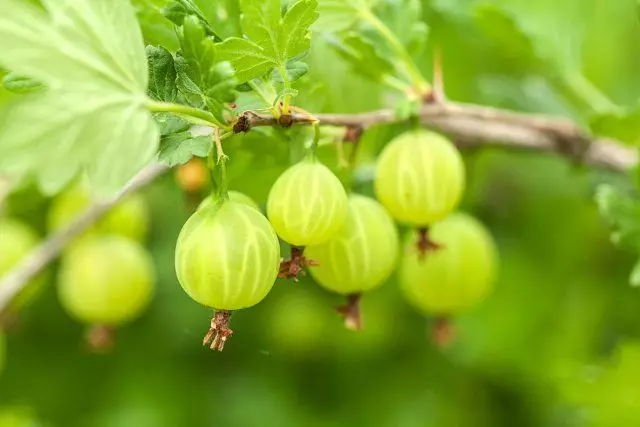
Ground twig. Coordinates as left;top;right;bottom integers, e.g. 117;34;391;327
0;163;169;311
1;100;637;312
238;102;636;171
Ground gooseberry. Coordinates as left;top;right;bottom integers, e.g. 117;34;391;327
305;194;399;329
267;158;348;247
57;235;155;326
374;130;465;227
175;199;280;350
399;212;498;315
198;190;260;211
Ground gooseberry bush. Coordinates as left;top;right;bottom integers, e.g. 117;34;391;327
0;0;637;366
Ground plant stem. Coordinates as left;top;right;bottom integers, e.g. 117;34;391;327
145;100;222;127
278;65;292;114
361;11;429;95
562;73;618;114
309;121;321;159
211;128;229;201
247;81;280;117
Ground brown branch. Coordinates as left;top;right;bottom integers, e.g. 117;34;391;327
0;100;636;313
0;163;169;312
239;103;636;171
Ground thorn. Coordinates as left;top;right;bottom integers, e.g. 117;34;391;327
424;47;445;104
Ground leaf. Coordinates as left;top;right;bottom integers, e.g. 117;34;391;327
0;0;158;196
271;56;309;84
216;38;277;83
326;33;394;83
595;184;640;252
217;0;319;83
132;0;180;51
2;73;44;93
0;91;158;196
176;16;237;123
280;0;319;59
472;2;618;115
158;131;211;166
590;109;640;146
164;0;221;41
314;0;369;32
154;112;190;135
146;46;178;102
377;0;429;57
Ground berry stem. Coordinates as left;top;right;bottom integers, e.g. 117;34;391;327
85;324;115;353
430;316;456;349
415;227;443;259
203;310;233;351
278;246;319;281
208;129;230;202
337;293;363;331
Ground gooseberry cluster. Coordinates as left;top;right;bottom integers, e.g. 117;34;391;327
174;129;499;350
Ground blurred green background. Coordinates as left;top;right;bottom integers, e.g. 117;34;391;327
2;0;640;426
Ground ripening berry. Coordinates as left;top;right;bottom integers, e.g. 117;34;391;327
47;182;149;242
176;200;280;309
57;235;155;326
267;158;348;246
175;199;281;350
0;218;45;310
305;194;399;294
198;191;260;211
374;130;465;226
399;213;498;315
175;158;208;193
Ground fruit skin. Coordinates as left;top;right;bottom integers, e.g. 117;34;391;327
399;213;498;315
57;235;155;326
47;182;149;242
175;199;280;310
374;130;465;226
198;191;260;211
0;218;44;310
267;158;348;246
305;194;399;294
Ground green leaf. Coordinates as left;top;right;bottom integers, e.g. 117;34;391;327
314;0;369;32
154;112;190;135
146;46;178;102
0;0;158;196
216;38;277;83
176;16;237;123
590;109;640;146
2;73;44;93
326;33;394;83
271;57;309;84
377;0;429;57
473;2;617;114
132;0;180;51
164;0;221;41
217;0;319;83
158;131;211;166
595;184;640;253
